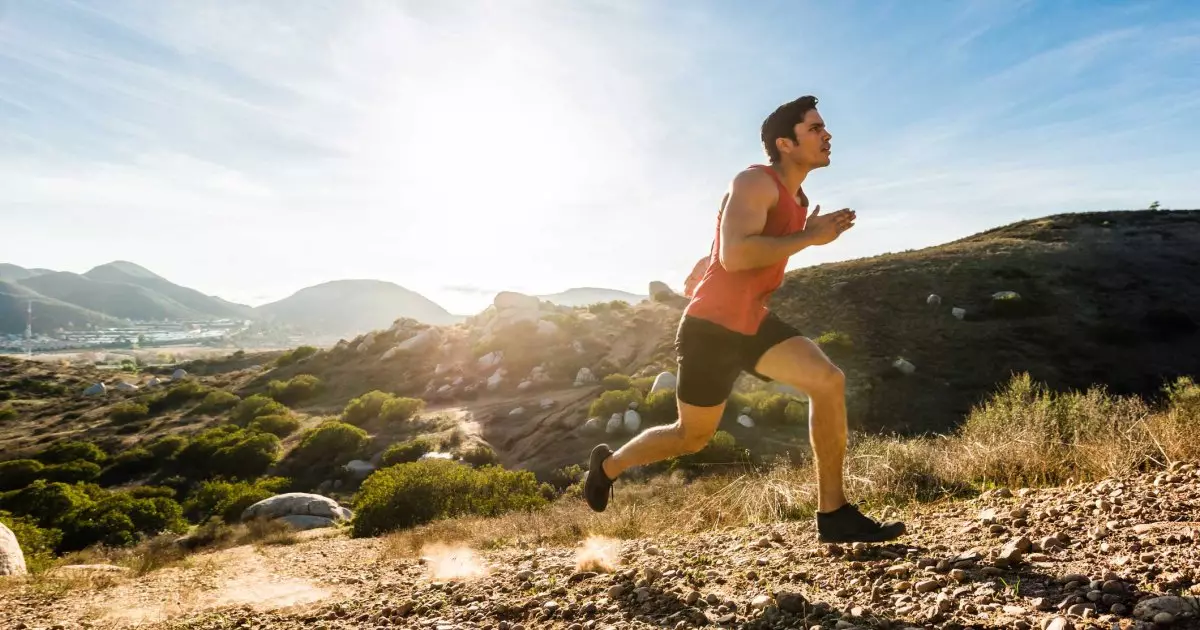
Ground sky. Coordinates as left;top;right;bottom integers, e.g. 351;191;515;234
2;0;1198;315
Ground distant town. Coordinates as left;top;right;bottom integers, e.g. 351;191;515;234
0;319;306;355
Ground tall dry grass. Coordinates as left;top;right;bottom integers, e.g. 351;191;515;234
382;373;1200;556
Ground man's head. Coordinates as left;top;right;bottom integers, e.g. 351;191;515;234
761;95;831;168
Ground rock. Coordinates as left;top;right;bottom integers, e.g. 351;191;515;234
927;294;942;305
536;320;560;337
172;368;188;380
115;381;138;392
606;413;622;434
395;328;442;353
574;367;597;387
509;407;525;417
1042;617;1072;630
241;493;353;523
623;409;641;433
915;579;940;593
649;281;673;296
583;417;602;432
997;536;1030;567
650;371;677;394
343;460;376;478
737;414;756;428
356;332;377;353
83;382;106;396
495;291;541;312
487;369;506;390
751;595;772;610
1132;596;1198;622
478;351;504;370
278;515;337;530
893;358;916;375
539;398;555;410
774;591;806;614
952;307;966;320
0;522;27;576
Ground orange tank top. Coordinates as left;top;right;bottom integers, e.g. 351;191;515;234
683;165;808;335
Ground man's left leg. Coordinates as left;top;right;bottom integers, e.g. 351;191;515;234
748;315;905;542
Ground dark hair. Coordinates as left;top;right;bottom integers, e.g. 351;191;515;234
761;96;819;163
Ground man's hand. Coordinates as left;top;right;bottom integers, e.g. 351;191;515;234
800;205;856;246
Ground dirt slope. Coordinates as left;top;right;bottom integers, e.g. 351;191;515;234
4;462;1198;630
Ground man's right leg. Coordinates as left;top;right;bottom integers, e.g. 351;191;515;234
601;399;724;480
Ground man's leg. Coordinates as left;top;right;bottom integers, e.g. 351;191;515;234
601;400;724;480
752;332;905;542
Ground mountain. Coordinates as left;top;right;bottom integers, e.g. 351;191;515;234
0;280;125;333
18;271;210;322
0;264;51;282
536;287;646;307
84;261;255;321
254;279;461;337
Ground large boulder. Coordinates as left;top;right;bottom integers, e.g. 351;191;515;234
649;371;677;394
494;291;541;311
574;367;597;387
116;381;138;392
396;328;442;353
649;281;673;296
83;382;106;396
172;368;188;380
0;522;26;576
240;493;353;523
278;515;337;531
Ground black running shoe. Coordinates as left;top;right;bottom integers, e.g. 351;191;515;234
816;503;906;543
584;444;615;512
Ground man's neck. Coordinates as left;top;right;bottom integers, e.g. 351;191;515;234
768;161;811;197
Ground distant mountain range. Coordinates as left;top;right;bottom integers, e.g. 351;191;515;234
0;260;647;338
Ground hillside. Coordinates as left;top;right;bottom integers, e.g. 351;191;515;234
770;209;1200;435
0;280;125;333
253;279;462;337
84;261;255;321
538;287;647;307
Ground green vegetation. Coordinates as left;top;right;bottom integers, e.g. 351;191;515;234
0;510;61;573
601;373;632;391
0;403;15;422
249;413;301;437
266;374;322;406
109;401;150;424
351;459;549;537
381;396;424;422
342;390;424;425
171;425;281;481
588;388;643;418
182;477;290;524
145;380;210;414
231;394;290;426
36;441;107;465
0;459;45;492
195;390;240;414
380;436;439;466
275;345;318;367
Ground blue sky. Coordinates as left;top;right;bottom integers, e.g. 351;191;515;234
2;0;1197;314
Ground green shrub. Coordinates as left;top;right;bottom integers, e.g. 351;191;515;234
342;390;393;426
588;388;643;418
351;459;549;537
110;401;149;424
815;330;854;355
275;345;318;367
0;480;93;528
146;380;210;414
37;441;107;465
195;391;239;414
0;459;45;491
41;460;102;484
784;400;809;425
458;443;499;467
182;477;289;523
100;447;158;485
290;421;368;468
0;511;61;573
381;396;425;423
147;435;187;461
601;373;632;391
249;414;301;438
171;426;280;481
380;437;438;467
0;404;15;422
57;489;187;552
641;389;678;424
231;394;290;426
267;374;322;406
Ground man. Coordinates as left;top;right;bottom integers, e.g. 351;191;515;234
583;96;906;543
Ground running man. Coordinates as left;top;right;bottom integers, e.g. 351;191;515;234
583;96;906;543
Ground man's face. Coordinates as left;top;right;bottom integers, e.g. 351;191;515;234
780;109;832;168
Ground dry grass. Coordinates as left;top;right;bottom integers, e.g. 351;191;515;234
380;373;1200;556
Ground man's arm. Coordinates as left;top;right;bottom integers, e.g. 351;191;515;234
718;169;856;273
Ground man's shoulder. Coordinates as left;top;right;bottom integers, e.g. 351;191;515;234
730;165;779;197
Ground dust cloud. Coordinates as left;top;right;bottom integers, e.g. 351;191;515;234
575;535;622;573
421;542;490;580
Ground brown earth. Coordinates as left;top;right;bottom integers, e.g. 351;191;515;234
3;462;1198;630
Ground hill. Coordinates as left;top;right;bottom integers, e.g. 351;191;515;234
0;280;125;332
768;209;1200;435
537;287;647;307
0;264;52;283
84;261;255;322
253;279;461;338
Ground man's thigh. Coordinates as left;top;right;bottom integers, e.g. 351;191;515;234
748;316;840;392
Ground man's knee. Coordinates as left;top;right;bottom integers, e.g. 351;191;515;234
672;422;714;454
791;360;844;396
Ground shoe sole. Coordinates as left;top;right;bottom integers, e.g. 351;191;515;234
817;523;907;544
584;445;613;512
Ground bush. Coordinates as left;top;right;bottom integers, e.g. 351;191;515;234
0;511;61;573
290;421;368;468
100;448;158;485
182;477;290;523
815;330;854;356
195;391;239;415
381;396;425;423
0;459;45;491
351;459;549;537
275;345;318;367
601;373;632;391
147;435;187;461
0;404;15;422
588;388;643;419
267;374;322;406
110;401;149;424
380;437;438;467
342;390;393;426
41;460;102;484
37;441;108;465
458;443;499;467
146;380;209;414
231;394;290;426
641;389;678;424
249;414;301;438
171;426;280;481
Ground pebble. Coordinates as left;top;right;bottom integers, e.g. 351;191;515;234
915;579;940;593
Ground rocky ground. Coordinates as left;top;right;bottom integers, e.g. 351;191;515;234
4;462;1200;630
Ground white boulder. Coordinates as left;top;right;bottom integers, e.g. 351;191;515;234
737;414;756;428
530;365;552;384
539;398;555;410
650;371;677;394
356;332;377;353
380;346;400;361
927;294;942;305
437;384;452;394
952;307;966;320
606;413;622;434
487;369;506;390
574;367;597;387
478;351;503;370
452;376;464;386
278;515;337;531
172;368;188;380
420;451;455;461
509;407;525;417
623;409;642;433
536;320;560;337
83;382;106;396
146;377;161;387
0;522;26;576
893;358;916;375
343;460;376;479
494;291;541;311
583;417;603;432
240;493;353;523
116;381;138;392
649;281;673;296
435;363;450;375
396;328;442;353
518;380;532;391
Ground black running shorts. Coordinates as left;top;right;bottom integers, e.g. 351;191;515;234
673;312;804;408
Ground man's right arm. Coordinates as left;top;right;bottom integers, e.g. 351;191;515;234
717;169;815;273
